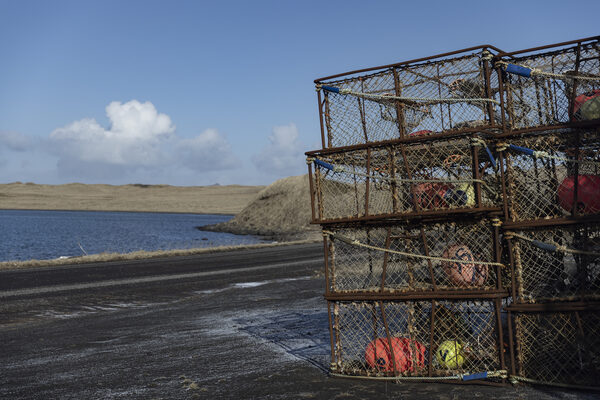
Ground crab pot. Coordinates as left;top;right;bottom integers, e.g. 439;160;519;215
308;136;501;224
315;46;503;149
496;37;600;132
505;222;600;304
499;128;600;223
323;219;506;295
509;306;600;389
327;299;505;380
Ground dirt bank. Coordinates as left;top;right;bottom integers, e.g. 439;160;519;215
200;175;320;241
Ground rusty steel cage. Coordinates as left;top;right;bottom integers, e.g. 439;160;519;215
326;299;507;381
309;37;600;390
307;135;501;224
505;304;600;390
504;221;600;304
322;219;507;296
314;45;505;149
498;127;600;224
494;37;600;133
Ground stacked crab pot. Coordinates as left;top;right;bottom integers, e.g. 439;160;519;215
495;38;600;389
307;36;600;389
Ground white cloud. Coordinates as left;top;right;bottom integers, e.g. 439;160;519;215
252;123;306;177
0;130;33;152
176;129;239;172
46;100;242;183
50;100;175;167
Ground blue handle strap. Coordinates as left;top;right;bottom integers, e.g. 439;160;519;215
321;86;340;93
505;64;532;78
462;371;488;381
313;158;335;171
508;144;535;156
531;240;558;252
485;146;497;169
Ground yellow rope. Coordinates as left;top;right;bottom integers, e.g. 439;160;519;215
323;230;505;267
339;89;500;105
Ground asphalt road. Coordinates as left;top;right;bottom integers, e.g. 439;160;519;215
0;243;596;399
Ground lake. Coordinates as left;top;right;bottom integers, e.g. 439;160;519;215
0;210;265;262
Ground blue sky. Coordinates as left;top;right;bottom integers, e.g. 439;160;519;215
1;0;599;186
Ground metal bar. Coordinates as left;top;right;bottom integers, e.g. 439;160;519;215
315;206;502;225
493;36;599;59
505;301;600;312
381;227;392;292
323;234;331;296
506;234;517;301
365;147;371;216
315;45;505;83
494;298;506;372
428;300;436;377
327;301;335;367
324;289;509;301
390;149;399;213
498;152;510;221
482;50;496;126
305;127;504;155
307;162;316;223
501;214;600;229
324;92;333;148
316;88;326;149
420;225;437;291
496;63;507;132
379;301;399;376
507;310;516;377
392;67;406;139
472;141;483;208
493;222;503;290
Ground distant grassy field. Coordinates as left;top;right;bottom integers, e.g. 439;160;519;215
0;182;265;215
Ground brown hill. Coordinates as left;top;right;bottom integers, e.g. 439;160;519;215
0;182;263;215
201;174;320;241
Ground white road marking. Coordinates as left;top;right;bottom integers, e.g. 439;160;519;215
0;258;323;298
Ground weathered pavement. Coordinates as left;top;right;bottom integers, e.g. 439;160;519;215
0;243;595;399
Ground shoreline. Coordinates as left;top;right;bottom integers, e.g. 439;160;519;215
0;238;321;271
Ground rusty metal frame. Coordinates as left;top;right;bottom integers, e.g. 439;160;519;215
311;37;600;388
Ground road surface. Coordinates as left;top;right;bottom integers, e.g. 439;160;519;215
0;243;594;399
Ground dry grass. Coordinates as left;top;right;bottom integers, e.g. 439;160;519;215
204;174;320;240
0;239;320;271
0;182;265;214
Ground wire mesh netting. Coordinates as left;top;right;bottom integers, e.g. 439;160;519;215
514;310;600;388
320;49;502;148
498;41;600;131
330;300;503;378
507;224;600;303
310;138;501;222
325;220;505;293
501;129;600;222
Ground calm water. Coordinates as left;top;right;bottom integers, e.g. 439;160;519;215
0;210;266;262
